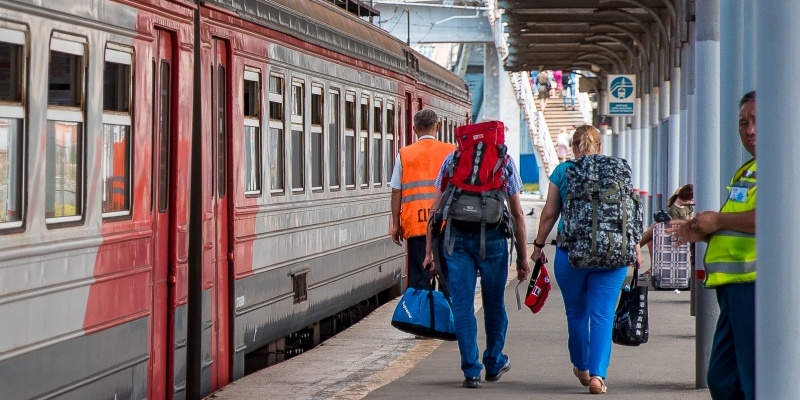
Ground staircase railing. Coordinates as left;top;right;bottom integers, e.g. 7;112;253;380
511;71;559;175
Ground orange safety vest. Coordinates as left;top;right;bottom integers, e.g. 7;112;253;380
399;139;455;238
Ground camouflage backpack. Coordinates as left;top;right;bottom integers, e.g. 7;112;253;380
561;155;643;267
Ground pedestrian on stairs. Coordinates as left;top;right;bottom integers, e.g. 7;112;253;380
562;71;577;110
556;128;571;162
537;70;550;112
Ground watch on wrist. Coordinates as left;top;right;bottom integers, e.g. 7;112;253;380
533;241;545;249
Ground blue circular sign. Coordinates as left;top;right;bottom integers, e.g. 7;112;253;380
610;76;634;100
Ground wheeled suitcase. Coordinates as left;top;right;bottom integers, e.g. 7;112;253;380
651;223;691;290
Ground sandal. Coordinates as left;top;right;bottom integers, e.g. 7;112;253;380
589;376;607;394
573;367;591;386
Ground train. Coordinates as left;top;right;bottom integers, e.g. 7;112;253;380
0;0;471;399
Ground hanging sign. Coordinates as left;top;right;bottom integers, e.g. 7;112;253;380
608;74;635;116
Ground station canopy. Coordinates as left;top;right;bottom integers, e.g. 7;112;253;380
499;0;682;77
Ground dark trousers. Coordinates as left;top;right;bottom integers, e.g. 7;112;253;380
406;236;448;290
708;282;755;400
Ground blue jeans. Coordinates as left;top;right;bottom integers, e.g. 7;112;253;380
708;282;755;400
553;247;627;378
443;228;509;378
562;84;575;107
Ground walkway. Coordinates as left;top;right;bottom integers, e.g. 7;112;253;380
209;196;709;400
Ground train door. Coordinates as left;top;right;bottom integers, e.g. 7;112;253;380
151;29;180;400
210;37;232;389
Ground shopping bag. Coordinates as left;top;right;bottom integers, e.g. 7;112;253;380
612;263;649;346
515;258;551;313
391;275;457;341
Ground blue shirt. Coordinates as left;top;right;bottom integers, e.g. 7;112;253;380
549;160;573;232
434;152;523;196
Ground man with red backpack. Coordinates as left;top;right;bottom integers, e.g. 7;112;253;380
423;120;530;389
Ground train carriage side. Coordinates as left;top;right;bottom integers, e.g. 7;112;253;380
0;1;197;399
201;0;429;383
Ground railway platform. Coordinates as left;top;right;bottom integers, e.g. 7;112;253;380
209;196;710;400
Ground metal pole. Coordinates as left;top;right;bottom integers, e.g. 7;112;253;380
650;84;658;213
669;66;681;193
406;9;411;46
632;97;642;191
693;0;721;389
757;2;800;398
679;40;689;185
659;76;669;206
640;91;650;225
720;0;744;201
684;21;697;318
611;116;621;157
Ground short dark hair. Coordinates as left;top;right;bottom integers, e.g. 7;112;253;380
739;91;755;109
413;109;438;131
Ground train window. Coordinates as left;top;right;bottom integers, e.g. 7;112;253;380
243;70;260;118
291;82;303;121
359;95;369;187
158;62;171;212
269;75;284;120
269;74;285;194
372;99;382;186
0;32;25;229
310;85;323;191
290;80;304;192
270;127;284;193
46;38;85;223
328;90;340;190
244;71;261;195
344;93;355;188
48;41;84;107
101;48;134;217
385;102;395;182
291;129;304;191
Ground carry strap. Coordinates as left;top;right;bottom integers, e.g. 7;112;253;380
427;289;436;331
479;192;487;259
427;273;454;333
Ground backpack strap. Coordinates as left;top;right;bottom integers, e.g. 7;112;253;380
442;185;459;256
479;192;487;259
501;189;515;268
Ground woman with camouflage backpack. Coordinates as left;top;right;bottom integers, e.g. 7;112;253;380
530;125;644;395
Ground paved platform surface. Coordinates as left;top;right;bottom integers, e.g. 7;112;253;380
209;196;709;400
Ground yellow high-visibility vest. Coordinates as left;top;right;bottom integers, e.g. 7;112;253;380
704;159;757;287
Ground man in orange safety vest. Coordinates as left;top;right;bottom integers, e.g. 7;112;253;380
390;109;455;290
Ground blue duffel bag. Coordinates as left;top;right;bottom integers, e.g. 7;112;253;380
391;275;457;341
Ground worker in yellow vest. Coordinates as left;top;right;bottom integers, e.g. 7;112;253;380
390;110;456;290
667;91;756;400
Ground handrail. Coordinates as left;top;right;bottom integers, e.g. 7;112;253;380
511;72;559;175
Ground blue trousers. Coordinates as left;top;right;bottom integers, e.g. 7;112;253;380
443;228;509;378
562;84;575;107
553;247;627;378
708;282;755;400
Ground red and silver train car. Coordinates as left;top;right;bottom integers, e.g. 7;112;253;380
0;0;470;399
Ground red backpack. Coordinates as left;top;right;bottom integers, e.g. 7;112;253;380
437;121;514;259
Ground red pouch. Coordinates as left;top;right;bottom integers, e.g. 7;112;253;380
516;258;551;314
